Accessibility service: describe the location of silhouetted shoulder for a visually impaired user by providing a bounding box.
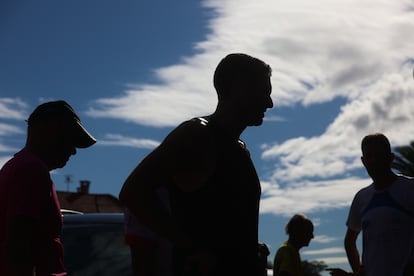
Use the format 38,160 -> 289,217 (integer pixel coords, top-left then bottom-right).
158,118 -> 214,155
157,117 -> 216,192
2,149 -> 49,181
165,117 -> 212,140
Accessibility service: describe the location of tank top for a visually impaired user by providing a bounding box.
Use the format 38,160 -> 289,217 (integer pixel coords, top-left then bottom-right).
171,117 -> 261,275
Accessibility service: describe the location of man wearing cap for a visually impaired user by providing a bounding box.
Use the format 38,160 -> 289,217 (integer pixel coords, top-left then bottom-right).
0,100 -> 96,276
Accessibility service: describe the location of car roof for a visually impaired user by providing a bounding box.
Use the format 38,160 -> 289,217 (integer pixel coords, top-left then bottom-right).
63,212 -> 124,224
61,209 -> 84,215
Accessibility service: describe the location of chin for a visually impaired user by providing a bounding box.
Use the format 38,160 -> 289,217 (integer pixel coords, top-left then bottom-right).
248,118 -> 264,126
55,160 -> 68,169
253,121 -> 264,126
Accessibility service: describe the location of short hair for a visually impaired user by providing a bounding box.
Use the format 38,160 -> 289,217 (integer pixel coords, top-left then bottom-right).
285,214 -> 313,235
213,53 -> 271,99
361,133 -> 391,154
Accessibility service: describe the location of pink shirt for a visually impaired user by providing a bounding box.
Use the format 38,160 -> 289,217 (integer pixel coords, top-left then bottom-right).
0,148 -> 66,276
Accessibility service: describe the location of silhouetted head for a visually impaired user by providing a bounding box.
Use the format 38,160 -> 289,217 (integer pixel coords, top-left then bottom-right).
213,53 -> 273,126
26,100 -> 96,170
214,53 -> 272,98
286,213 -> 314,249
361,133 -> 394,180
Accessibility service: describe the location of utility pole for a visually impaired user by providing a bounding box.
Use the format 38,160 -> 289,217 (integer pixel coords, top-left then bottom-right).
65,175 -> 73,192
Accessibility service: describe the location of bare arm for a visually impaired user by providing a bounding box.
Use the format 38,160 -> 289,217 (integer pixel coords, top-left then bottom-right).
344,228 -> 361,274
119,147 -> 179,242
118,121 -> 215,245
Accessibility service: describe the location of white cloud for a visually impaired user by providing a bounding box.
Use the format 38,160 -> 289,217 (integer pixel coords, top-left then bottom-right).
0,98 -> 28,120
260,177 -> 368,216
0,123 -> 23,137
98,133 -> 160,149
259,66 -> 414,215
0,98 -> 27,164
303,247 -> 344,256
87,0 -> 414,216
313,235 -> 339,244
314,256 -> 349,265
264,115 -> 286,122
87,0 -> 414,137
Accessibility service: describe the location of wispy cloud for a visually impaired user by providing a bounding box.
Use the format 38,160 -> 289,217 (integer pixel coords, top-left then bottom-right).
313,235 -> 339,244
0,123 -> 23,137
260,177 -> 368,216
259,68 -> 414,215
303,247 -> 344,256
0,98 -> 28,120
0,98 -> 27,165
313,256 -> 349,265
264,115 -> 286,122
98,133 -> 160,149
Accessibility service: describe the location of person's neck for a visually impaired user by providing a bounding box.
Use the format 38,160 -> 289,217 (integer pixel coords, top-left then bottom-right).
287,238 -> 302,251
25,143 -> 52,170
25,143 -> 41,157
209,106 -> 246,140
372,171 -> 397,190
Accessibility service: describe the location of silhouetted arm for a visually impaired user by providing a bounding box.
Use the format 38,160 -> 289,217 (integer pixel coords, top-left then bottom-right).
344,228 -> 361,274
119,146 -> 181,242
119,120 -> 215,246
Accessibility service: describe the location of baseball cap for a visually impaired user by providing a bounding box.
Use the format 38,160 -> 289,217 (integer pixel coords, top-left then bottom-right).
27,100 -> 96,148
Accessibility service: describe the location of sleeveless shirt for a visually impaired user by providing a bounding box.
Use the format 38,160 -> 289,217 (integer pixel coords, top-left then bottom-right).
171,117 -> 261,275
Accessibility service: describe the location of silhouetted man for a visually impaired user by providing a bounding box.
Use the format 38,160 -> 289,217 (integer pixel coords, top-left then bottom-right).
344,133 -> 414,276
0,100 -> 96,276
119,53 -> 273,276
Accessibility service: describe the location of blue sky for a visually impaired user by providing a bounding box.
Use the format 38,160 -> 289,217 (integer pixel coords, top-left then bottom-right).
1,0 -> 414,274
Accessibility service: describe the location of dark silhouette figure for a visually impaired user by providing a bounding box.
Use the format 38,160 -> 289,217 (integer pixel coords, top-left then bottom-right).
123,187 -> 172,276
0,100 -> 96,276
273,214 -> 314,276
343,133 -> 414,276
119,53 -> 273,276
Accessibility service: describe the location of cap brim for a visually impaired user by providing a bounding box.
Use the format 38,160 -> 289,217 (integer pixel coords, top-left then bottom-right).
73,120 -> 96,148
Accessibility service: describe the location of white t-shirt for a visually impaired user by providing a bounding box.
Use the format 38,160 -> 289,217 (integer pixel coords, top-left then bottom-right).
347,175 -> 414,276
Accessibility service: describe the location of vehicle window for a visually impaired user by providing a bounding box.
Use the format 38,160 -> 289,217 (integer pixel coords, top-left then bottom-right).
62,224 -> 132,276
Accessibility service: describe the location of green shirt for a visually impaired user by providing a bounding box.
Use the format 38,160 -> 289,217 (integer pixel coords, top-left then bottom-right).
273,242 -> 303,276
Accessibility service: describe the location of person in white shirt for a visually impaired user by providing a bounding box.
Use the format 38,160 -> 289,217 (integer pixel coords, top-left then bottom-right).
344,133 -> 414,276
